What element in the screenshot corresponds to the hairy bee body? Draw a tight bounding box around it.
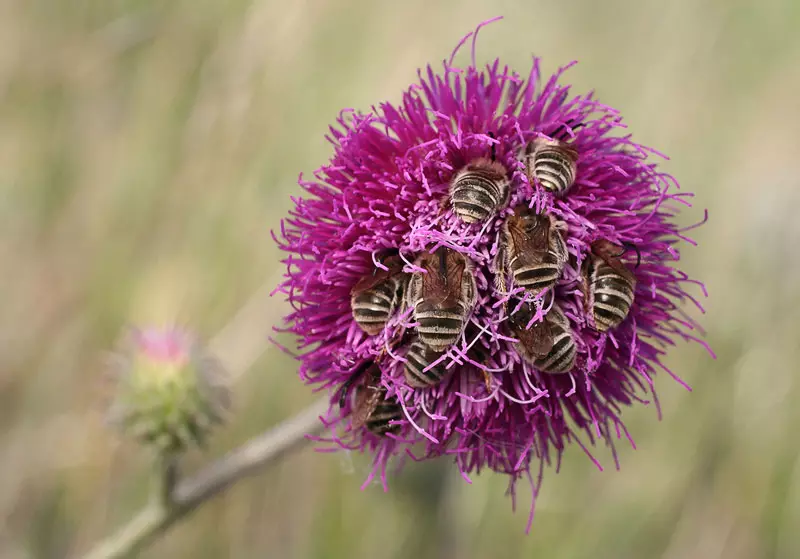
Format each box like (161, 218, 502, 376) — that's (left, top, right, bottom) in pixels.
(532, 303, 576, 374)
(526, 138, 579, 196)
(351, 275, 407, 335)
(340, 361, 403, 436)
(363, 394, 404, 435)
(500, 208, 568, 297)
(506, 290, 555, 364)
(351, 253, 409, 336)
(450, 158, 510, 223)
(407, 249, 477, 352)
(586, 241, 637, 333)
(404, 338, 447, 388)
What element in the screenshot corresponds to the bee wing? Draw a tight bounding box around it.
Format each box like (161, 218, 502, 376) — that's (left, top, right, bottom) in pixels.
(506, 215, 550, 267)
(351, 255, 404, 295)
(418, 253, 464, 307)
(492, 245, 508, 296)
(351, 270, 391, 296)
(419, 265, 449, 307)
(610, 259, 637, 286)
(518, 319, 555, 356)
(592, 240, 637, 285)
(351, 385, 382, 430)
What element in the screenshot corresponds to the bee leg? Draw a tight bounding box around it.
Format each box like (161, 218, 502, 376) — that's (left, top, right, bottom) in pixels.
(440, 195, 451, 213)
(338, 361, 371, 408)
(579, 258, 592, 316)
(488, 131, 497, 162)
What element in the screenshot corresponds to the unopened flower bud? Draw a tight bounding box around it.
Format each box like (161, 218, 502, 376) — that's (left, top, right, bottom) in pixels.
(107, 326, 230, 455)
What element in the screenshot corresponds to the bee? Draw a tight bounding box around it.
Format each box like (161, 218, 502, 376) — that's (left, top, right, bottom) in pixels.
(403, 337, 447, 389)
(584, 239, 638, 333)
(498, 205, 568, 298)
(338, 360, 403, 436)
(533, 302, 576, 374)
(523, 121, 582, 196)
(506, 289, 556, 363)
(406, 247, 477, 352)
(507, 295, 576, 374)
(351, 250, 409, 336)
(449, 132, 510, 223)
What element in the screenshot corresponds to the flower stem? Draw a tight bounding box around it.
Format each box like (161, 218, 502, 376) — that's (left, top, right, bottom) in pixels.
(82, 396, 330, 559)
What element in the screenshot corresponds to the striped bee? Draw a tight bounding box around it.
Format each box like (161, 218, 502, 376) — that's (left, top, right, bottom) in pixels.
(498, 205, 569, 298)
(403, 337, 447, 389)
(584, 239, 638, 333)
(507, 293, 576, 374)
(524, 122, 582, 196)
(532, 302, 577, 374)
(339, 360, 402, 436)
(406, 247, 477, 352)
(505, 289, 555, 362)
(449, 133, 510, 223)
(350, 251, 409, 336)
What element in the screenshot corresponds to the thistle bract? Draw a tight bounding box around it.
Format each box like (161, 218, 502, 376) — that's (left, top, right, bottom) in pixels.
(275, 17, 711, 530)
(108, 326, 230, 455)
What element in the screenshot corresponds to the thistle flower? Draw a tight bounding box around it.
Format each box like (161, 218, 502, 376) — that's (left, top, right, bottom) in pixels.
(107, 326, 231, 455)
(274, 17, 711, 530)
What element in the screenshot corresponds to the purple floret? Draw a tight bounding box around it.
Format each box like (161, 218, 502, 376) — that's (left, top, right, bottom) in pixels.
(273, 16, 712, 531)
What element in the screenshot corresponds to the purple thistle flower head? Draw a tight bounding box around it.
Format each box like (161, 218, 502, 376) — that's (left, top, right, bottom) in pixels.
(274, 17, 712, 530)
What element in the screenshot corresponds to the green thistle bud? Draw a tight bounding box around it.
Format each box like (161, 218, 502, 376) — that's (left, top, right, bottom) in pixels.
(107, 326, 230, 455)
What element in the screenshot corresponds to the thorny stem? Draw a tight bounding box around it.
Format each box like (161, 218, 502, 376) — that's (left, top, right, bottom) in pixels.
(83, 396, 329, 559)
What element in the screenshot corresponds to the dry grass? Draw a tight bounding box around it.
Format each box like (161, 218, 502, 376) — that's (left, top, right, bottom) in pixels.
(1, 1, 799, 557)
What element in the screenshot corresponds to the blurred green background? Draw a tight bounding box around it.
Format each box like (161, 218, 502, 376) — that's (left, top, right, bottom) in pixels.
(2, 0, 799, 557)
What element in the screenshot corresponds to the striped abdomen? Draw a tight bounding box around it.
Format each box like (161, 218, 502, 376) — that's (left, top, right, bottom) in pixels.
(529, 142, 578, 196)
(533, 305, 576, 374)
(590, 259, 635, 332)
(404, 338, 447, 388)
(450, 160, 510, 223)
(366, 396, 403, 436)
(510, 233, 568, 295)
(351, 275, 405, 335)
(413, 303, 471, 352)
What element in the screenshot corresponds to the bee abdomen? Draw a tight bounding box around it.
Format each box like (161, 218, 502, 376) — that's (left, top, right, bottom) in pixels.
(415, 310, 465, 351)
(532, 147, 577, 195)
(404, 340, 447, 388)
(366, 401, 403, 435)
(513, 264, 561, 291)
(451, 169, 509, 223)
(591, 266, 635, 332)
(351, 278, 402, 335)
(534, 329, 576, 374)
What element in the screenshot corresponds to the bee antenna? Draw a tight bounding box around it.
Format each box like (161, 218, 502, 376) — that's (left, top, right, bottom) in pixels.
(488, 131, 497, 162)
(615, 241, 642, 269)
(551, 119, 585, 141)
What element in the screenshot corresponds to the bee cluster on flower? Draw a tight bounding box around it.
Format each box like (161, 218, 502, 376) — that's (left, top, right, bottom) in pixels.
(342, 123, 640, 433)
(275, 18, 710, 529)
